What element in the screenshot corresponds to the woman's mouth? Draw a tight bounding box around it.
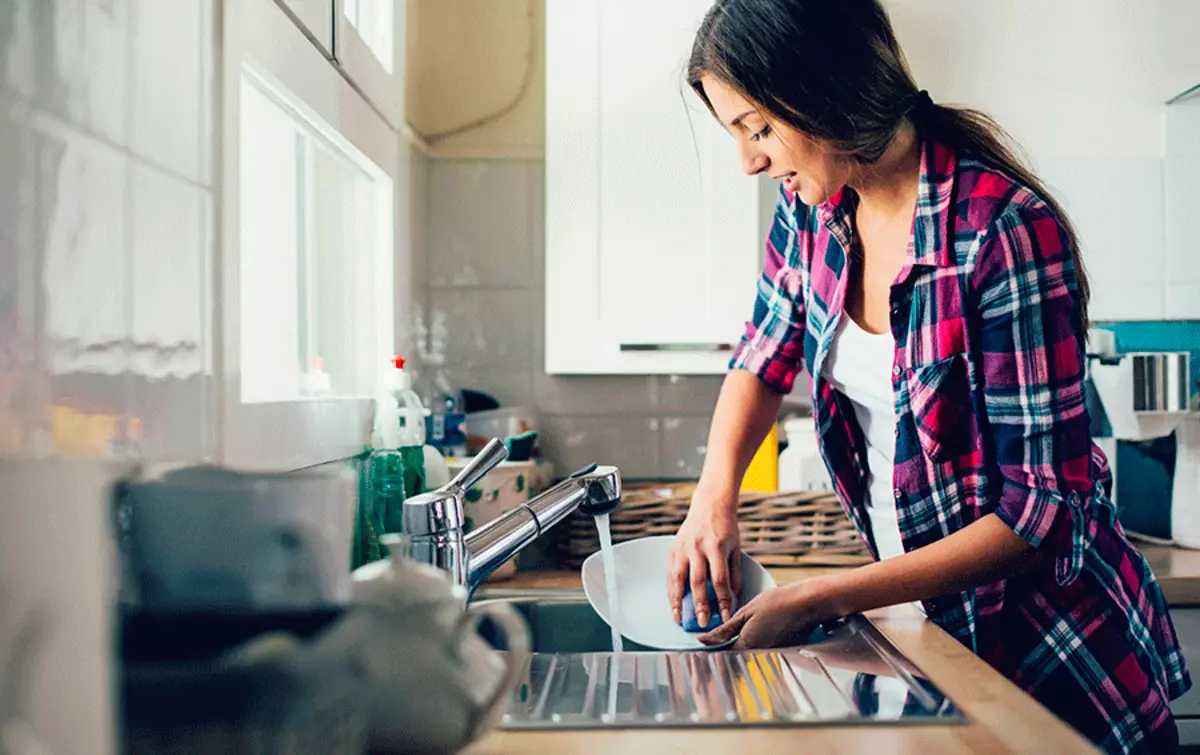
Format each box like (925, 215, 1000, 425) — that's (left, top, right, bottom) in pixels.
(782, 172, 800, 193)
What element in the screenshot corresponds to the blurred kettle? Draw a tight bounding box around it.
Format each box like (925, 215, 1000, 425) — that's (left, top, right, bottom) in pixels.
(351, 537, 529, 753)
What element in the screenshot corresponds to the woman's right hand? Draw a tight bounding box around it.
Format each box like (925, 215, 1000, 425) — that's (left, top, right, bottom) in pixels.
(667, 486, 742, 628)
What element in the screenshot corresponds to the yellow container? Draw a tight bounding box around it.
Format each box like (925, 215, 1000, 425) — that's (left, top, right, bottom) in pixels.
(741, 423, 779, 493)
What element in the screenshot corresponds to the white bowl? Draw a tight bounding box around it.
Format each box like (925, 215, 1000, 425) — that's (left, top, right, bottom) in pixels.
(581, 536, 776, 651)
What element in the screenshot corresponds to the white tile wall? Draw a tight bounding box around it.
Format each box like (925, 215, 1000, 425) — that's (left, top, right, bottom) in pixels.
(81, 0, 128, 144)
(428, 161, 541, 287)
(540, 415, 664, 480)
(130, 162, 210, 460)
(532, 373, 662, 416)
(37, 115, 128, 364)
(659, 415, 711, 480)
(3, 1, 38, 101)
(0, 0, 216, 461)
(1166, 97, 1200, 319)
(131, 0, 208, 182)
(425, 159, 751, 480)
(427, 286, 537, 408)
(1038, 156, 1167, 322)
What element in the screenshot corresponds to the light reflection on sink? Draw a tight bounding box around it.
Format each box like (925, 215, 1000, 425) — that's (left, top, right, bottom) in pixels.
(472, 591, 965, 729)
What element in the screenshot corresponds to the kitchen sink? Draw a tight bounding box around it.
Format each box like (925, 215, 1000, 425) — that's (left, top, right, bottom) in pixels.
(474, 590, 659, 653)
(472, 591, 966, 729)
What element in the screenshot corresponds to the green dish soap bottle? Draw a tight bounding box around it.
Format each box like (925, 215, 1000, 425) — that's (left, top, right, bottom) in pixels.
(357, 395, 407, 567)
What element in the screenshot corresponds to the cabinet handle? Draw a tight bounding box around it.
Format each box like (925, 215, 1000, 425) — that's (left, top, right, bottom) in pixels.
(619, 343, 734, 353)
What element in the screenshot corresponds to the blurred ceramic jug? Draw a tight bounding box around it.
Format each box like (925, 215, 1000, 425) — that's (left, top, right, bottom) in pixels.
(351, 536, 529, 754)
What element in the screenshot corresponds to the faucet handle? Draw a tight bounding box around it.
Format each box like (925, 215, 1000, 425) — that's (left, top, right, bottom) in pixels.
(449, 437, 509, 493)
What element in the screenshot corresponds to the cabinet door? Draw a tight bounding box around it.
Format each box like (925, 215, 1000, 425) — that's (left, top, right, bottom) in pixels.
(546, 0, 761, 374)
(279, 0, 335, 58)
(596, 0, 759, 351)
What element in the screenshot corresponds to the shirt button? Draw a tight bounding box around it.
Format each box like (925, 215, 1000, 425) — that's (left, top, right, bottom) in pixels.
(894, 427, 900, 438)
(892, 365, 902, 377)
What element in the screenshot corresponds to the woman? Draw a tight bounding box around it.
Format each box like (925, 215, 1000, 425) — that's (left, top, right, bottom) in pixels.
(666, 1, 1190, 751)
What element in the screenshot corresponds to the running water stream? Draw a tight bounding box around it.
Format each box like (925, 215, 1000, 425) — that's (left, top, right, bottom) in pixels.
(593, 513, 624, 653)
(593, 512, 623, 722)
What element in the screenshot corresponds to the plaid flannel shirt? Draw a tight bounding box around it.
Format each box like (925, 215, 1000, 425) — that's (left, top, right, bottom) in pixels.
(732, 139, 1190, 753)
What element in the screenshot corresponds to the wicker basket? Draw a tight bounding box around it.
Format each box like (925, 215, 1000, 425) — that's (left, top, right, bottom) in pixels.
(557, 482, 871, 568)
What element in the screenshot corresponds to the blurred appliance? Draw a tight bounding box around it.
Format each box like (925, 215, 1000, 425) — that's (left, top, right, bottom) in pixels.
(1086, 328, 1196, 544)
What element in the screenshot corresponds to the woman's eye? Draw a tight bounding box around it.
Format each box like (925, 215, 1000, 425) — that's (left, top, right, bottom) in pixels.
(750, 125, 771, 142)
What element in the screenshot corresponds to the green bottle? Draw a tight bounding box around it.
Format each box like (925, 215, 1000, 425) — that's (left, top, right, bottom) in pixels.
(355, 395, 409, 568)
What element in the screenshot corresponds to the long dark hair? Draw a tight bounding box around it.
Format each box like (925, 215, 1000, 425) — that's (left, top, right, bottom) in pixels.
(687, 0, 1090, 327)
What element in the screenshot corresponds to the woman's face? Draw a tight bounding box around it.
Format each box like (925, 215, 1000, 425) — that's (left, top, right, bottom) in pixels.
(700, 74, 850, 206)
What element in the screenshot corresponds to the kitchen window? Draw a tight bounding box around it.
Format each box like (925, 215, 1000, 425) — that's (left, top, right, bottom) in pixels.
(222, 0, 400, 468)
(238, 69, 393, 404)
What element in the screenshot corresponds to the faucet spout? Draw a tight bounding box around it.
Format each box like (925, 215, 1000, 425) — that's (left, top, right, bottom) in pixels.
(402, 441, 621, 598)
(465, 465, 620, 592)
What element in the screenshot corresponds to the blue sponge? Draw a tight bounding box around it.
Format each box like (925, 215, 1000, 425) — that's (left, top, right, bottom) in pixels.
(680, 579, 737, 633)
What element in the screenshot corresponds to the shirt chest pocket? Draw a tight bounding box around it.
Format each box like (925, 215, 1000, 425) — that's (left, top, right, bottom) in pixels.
(905, 354, 978, 463)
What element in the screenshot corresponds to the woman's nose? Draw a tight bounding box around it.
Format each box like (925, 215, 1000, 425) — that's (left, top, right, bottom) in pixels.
(738, 141, 769, 176)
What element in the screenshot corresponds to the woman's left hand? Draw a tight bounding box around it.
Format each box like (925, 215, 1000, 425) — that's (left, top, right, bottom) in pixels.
(698, 579, 834, 649)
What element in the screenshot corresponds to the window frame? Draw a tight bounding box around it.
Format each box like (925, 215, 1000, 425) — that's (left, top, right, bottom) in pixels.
(335, 0, 406, 130)
(219, 0, 398, 469)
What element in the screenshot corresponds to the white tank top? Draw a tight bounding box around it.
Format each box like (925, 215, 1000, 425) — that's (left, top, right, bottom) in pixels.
(822, 315, 905, 560)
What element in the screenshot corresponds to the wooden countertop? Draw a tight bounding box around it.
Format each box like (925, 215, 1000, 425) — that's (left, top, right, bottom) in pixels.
(468, 564, 1101, 754)
(1135, 543, 1200, 605)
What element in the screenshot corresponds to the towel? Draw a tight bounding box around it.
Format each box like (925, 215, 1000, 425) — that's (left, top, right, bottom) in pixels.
(680, 579, 738, 633)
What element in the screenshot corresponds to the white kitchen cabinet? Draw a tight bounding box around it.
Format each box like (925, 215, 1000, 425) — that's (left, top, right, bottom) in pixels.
(545, 0, 761, 375)
(277, 0, 335, 58)
(334, 0, 406, 129)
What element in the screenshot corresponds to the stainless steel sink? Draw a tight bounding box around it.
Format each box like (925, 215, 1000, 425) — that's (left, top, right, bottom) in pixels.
(474, 590, 659, 653)
(472, 591, 966, 729)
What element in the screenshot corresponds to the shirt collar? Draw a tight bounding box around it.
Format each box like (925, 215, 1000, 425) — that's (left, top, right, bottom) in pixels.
(911, 140, 957, 269)
(816, 140, 958, 270)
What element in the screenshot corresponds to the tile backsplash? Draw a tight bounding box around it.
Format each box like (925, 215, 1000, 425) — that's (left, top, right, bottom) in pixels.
(423, 159, 767, 481)
(0, 0, 216, 461)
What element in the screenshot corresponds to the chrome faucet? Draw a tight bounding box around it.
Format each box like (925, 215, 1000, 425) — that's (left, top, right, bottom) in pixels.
(403, 439, 621, 596)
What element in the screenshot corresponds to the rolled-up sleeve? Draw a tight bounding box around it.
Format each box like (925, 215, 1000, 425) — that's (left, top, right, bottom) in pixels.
(729, 186, 807, 394)
(973, 207, 1092, 550)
